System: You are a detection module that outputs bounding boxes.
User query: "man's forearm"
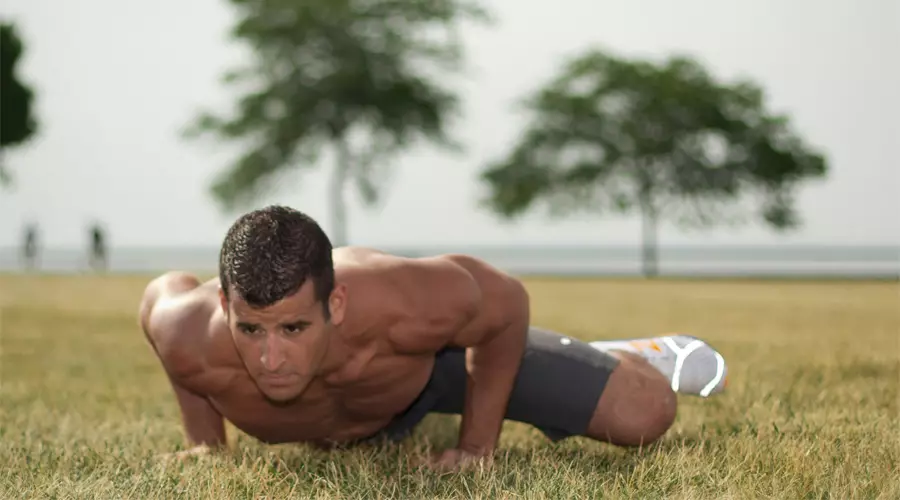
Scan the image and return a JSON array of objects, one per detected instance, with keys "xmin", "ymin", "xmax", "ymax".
[
  {"xmin": 457, "ymin": 316, "xmax": 528, "ymax": 455},
  {"xmin": 181, "ymin": 407, "xmax": 227, "ymax": 449},
  {"xmin": 171, "ymin": 380, "xmax": 227, "ymax": 449}
]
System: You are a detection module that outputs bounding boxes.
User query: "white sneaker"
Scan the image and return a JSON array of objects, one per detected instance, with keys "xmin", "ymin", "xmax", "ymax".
[{"xmin": 589, "ymin": 334, "xmax": 728, "ymax": 397}]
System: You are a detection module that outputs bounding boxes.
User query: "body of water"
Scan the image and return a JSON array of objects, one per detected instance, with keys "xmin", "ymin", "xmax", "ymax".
[{"xmin": 2, "ymin": 245, "xmax": 897, "ymax": 279}]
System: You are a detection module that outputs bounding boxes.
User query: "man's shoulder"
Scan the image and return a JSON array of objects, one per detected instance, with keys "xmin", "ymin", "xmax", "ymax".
[
  {"xmin": 140, "ymin": 274, "xmax": 221, "ymax": 380},
  {"xmin": 335, "ymin": 250, "xmax": 489, "ymax": 353}
]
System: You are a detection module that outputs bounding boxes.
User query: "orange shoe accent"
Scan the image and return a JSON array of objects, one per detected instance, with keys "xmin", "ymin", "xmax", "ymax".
[{"xmin": 628, "ymin": 339, "xmax": 663, "ymax": 352}]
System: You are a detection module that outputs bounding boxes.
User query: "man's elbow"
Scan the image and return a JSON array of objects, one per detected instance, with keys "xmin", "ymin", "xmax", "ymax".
[
  {"xmin": 502, "ymin": 277, "xmax": 530, "ymax": 327},
  {"xmin": 474, "ymin": 277, "xmax": 529, "ymax": 350}
]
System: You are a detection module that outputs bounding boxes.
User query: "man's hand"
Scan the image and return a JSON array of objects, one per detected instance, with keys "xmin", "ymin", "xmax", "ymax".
[
  {"xmin": 160, "ymin": 444, "xmax": 216, "ymax": 463},
  {"xmin": 418, "ymin": 448, "xmax": 493, "ymax": 473}
]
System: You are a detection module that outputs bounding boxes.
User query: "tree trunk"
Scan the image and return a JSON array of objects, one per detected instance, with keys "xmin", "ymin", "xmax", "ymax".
[
  {"xmin": 0, "ymin": 150, "xmax": 11, "ymax": 187},
  {"xmin": 639, "ymin": 191, "xmax": 659, "ymax": 278},
  {"xmin": 330, "ymin": 138, "xmax": 351, "ymax": 247}
]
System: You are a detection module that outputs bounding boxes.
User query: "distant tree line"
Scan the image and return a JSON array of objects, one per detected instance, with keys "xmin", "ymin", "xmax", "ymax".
[
  {"xmin": 187, "ymin": 0, "xmax": 827, "ymax": 276},
  {"xmin": 4, "ymin": 3, "xmax": 829, "ymax": 276}
]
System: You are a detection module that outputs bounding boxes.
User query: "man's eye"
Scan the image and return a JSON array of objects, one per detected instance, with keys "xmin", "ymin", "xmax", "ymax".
[
  {"xmin": 284, "ymin": 325, "xmax": 304, "ymax": 335},
  {"xmin": 240, "ymin": 326, "xmax": 262, "ymax": 336}
]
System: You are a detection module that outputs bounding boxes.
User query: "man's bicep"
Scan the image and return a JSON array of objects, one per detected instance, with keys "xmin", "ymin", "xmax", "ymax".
[
  {"xmin": 440, "ymin": 255, "xmax": 530, "ymax": 348},
  {"xmin": 388, "ymin": 259, "xmax": 483, "ymax": 353}
]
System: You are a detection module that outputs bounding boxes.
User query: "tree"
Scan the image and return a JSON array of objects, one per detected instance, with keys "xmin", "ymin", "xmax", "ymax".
[
  {"xmin": 0, "ymin": 21, "xmax": 39, "ymax": 187},
  {"xmin": 480, "ymin": 49, "xmax": 828, "ymax": 276},
  {"xmin": 185, "ymin": 0, "xmax": 490, "ymax": 246}
]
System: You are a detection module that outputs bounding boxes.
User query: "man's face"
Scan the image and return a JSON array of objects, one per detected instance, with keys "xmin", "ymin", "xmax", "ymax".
[{"xmin": 219, "ymin": 279, "xmax": 345, "ymax": 402}]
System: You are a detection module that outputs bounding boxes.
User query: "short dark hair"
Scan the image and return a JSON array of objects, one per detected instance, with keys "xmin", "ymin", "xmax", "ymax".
[{"xmin": 218, "ymin": 205, "xmax": 334, "ymax": 315}]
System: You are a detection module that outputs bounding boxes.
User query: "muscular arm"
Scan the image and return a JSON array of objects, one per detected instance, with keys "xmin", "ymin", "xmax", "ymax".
[
  {"xmin": 447, "ymin": 256, "xmax": 530, "ymax": 457},
  {"xmin": 391, "ymin": 256, "xmax": 530, "ymax": 457},
  {"xmin": 166, "ymin": 374, "xmax": 227, "ymax": 449},
  {"xmin": 139, "ymin": 273, "xmax": 227, "ymax": 451}
]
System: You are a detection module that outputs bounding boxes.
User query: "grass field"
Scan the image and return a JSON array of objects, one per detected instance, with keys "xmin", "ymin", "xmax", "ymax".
[{"xmin": 2, "ymin": 274, "xmax": 898, "ymax": 499}]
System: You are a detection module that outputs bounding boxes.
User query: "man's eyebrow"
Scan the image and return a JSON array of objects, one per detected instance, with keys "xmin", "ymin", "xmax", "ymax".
[
  {"xmin": 282, "ymin": 319, "xmax": 312, "ymax": 327},
  {"xmin": 236, "ymin": 321, "xmax": 260, "ymax": 329}
]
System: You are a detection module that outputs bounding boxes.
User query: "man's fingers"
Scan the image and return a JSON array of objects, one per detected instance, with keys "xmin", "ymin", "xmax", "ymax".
[
  {"xmin": 159, "ymin": 445, "xmax": 214, "ymax": 463},
  {"xmin": 419, "ymin": 448, "xmax": 492, "ymax": 473}
]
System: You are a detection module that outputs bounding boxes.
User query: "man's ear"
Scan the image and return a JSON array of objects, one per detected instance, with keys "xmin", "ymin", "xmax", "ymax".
[{"xmin": 327, "ymin": 283, "xmax": 347, "ymax": 325}]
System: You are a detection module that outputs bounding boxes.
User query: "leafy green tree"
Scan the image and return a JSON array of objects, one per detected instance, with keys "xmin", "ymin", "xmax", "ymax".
[
  {"xmin": 480, "ymin": 49, "xmax": 828, "ymax": 276},
  {"xmin": 1, "ymin": 21, "xmax": 39, "ymax": 187},
  {"xmin": 186, "ymin": 0, "xmax": 489, "ymax": 245}
]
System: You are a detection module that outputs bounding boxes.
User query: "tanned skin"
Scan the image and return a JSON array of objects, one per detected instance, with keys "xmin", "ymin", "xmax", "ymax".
[{"xmin": 139, "ymin": 247, "xmax": 529, "ymax": 470}]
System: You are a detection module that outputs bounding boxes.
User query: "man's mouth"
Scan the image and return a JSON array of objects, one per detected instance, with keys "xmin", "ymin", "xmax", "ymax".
[{"xmin": 261, "ymin": 374, "xmax": 296, "ymax": 386}]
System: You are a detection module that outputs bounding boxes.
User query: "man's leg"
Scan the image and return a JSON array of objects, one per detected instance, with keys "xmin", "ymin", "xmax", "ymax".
[
  {"xmin": 582, "ymin": 349, "xmax": 678, "ymax": 447},
  {"xmin": 425, "ymin": 327, "xmax": 725, "ymax": 447},
  {"xmin": 508, "ymin": 327, "xmax": 680, "ymax": 447}
]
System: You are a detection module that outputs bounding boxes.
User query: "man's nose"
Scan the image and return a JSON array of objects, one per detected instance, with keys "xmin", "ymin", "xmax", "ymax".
[{"xmin": 261, "ymin": 335, "xmax": 286, "ymax": 372}]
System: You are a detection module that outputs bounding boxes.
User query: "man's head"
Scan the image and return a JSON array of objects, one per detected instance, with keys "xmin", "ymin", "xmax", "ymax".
[{"xmin": 218, "ymin": 205, "xmax": 346, "ymax": 402}]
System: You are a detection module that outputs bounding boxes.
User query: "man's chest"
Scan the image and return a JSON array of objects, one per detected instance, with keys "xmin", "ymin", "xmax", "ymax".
[
  {"xmin": 206, "ymin": 354, "xmax": 435, "ymax": 444},
  {"xmin": 207, "ymin": 383, "xmax": 364, "ymax": 443}
]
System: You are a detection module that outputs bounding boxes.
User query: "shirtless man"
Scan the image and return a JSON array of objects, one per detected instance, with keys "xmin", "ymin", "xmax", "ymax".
[{"xmin": 139, "ymin": 205, "xmax": 727, "ymax": 470}]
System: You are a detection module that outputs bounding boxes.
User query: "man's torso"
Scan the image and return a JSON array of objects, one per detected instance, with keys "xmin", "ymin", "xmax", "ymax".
[{"xmin": 202, "ymin": 343, "xmax": 435, "ymax": 445}]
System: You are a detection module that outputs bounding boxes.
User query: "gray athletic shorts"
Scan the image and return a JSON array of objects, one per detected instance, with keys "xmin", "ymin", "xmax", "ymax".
[{"xmin": 369, "ymin": 327, "xmax": 620, "ymax": 443}]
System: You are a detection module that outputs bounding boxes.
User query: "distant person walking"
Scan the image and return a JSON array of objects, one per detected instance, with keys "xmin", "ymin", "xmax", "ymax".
[
  {"xmin": 21, "ymin": 223, "xmax": 39, "ymax": 271},
  {"xmin": 88, "ymin": 223, "xmax": 107, "ymax": 272}
]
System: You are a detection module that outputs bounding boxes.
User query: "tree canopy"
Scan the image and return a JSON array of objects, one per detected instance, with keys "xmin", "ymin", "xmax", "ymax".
[
  {"xmin": 480, "ymin": 48, "xmax": 828, "ymax": 276},
  {"xmin": 185, "ymin": 0, "xmax": 490, "ymax": 245},
  {"xmin": 1, "ymin": 21, "xmax": 39, "ymax": 187}
]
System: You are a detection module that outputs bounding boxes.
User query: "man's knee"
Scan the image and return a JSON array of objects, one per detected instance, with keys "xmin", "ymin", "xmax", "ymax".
[
  {"xmin": 586, "ymin": 352, "xmax": 677, "ymax": 447},
  {"xmin": 628, "ymin": 382, "xmax": 677, "ymax": 446}
]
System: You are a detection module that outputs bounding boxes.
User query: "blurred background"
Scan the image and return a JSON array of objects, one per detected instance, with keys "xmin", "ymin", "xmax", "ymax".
[{"xmin": 1, "ymin": 0, "xmax": 897, "ymax": 279}]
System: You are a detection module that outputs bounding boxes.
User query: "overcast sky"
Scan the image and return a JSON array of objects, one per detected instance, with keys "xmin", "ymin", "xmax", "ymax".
[{"xmin": 1, "ymin": 0, "xmax": 897, "ymax": 249}]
